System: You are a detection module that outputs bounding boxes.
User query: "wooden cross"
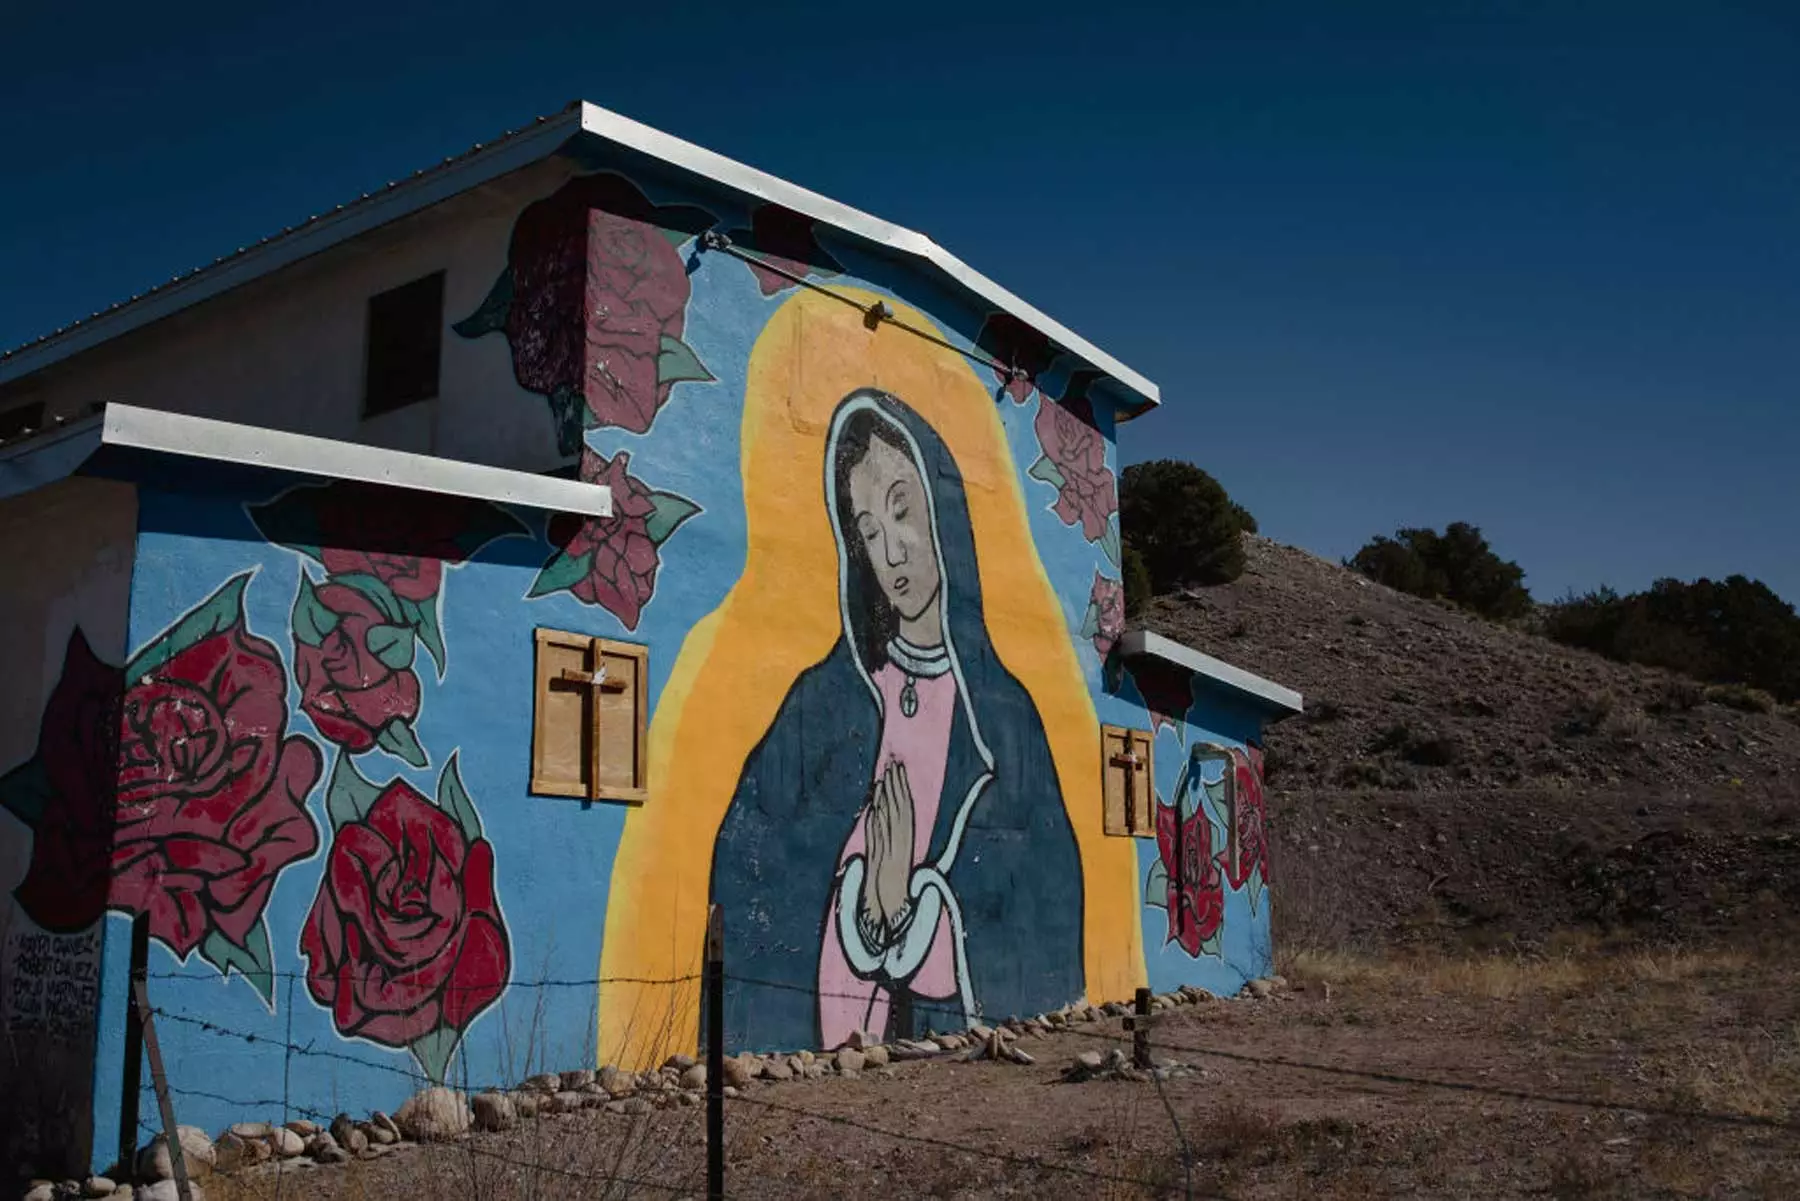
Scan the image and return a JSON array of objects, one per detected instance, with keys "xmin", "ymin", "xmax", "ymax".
[
  {"xmin": 559, "ymin": 665, "xmax": 629, "ymax": 794},
  {"xmin": 1111, "ymin": 746, "xmax": 1144, "ymax": 833}
]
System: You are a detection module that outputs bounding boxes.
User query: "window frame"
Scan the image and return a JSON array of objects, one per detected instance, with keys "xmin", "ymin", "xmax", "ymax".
[
  {"xmin": 361, "ymin": 270, "xmax": 446, "ymax": 419},
  {"xmin": 530, "ymin": 628, "xmax": 650, "ymax": 805}
]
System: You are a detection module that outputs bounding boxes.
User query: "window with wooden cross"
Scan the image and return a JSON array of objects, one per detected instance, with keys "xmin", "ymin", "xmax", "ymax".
[
  {"xmin": 1101, "ymin": 724, "xmax": 1154, "ymax": 837},
  {"xmin": 531, "ymin": 629, "xmax": 649, "ymax": 803}
]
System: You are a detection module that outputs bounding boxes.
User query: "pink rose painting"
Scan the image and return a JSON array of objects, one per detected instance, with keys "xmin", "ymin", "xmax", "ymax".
[
  {"xmin": 535, "ymin": 448, "xmax": 701, "ymax": 630},
  {"xmin": 1221, "ymin": 746, "xmax": 1269, "ymax": 914},
  {"xmin": 1079, "ymin": 572, "xmax": 1126, "ymax": 660},
  {"xmin": 1029, "ymin": 391, "xmax": 1120, "ymax": 564},
  {"xmin": 300, "ymin": 754, "xmax": 509, "ymax": 1083},
  {"xmin": 726, "ymin": 204, "xmax": 842, "ymax": 295},
  {"xmin": 452, "ymin": 173, "xmax": 717, "ymax": 454}
]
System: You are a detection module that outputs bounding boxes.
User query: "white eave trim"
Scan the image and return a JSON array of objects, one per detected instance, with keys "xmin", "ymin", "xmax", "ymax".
[
  {"xmin": 1118, "ymin": 628, "xmax": 1303, "ymax": 717},
  {"xmin": 577, "ymin": 103, "xmax": 1160, "ymax": 411},
  {"xmin": 2, "ymin": 404, "xmax": 612, "ymax": 517}
]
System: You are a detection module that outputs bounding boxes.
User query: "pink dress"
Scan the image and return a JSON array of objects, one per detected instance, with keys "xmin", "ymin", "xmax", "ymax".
[{"xmin": 817, "ymin": 662, "xmax": 960, "ymax": 1048}]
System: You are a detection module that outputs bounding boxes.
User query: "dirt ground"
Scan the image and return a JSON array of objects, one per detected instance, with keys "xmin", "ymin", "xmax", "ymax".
[{"xmin": 203, "ymin": 941, "xmax": 1800, "ymax": 1201}]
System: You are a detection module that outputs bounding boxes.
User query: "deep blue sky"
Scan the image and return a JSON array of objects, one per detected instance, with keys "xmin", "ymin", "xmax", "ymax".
[{"xmin": 4, "ymin": 2, "xmax": 1795, "ymax": 604}]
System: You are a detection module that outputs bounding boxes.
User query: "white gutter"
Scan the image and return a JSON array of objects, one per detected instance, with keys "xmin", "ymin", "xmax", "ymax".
[
  {"xmin": 1118, "ymin": 628, "xmax": 1304, "ymax": 717},
  {"xmin": 0, "ymin": 404, "xmax": 612, "ymax": 518}
]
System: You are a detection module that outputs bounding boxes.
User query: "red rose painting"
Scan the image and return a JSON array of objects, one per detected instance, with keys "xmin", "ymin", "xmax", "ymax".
[
  {"xmin": 301, "ymin": 755, "xmax": 509, "ymax": 1082},
  {"xmin": 110, "ymin": 583, "xmax": 322, "ymax": 969},
  {"xmin": 293, "ymin": 579, "xmax": 426, "ymax": 765},
  {"xmin": 1152, "ymin": 790, "xmax": 1225, "ymax": 959},
  {"xmin": 3, "ymin": 628, "xmax": 123, "ymax": 933},
  {"xmin": 1222, "ymin": 747, "xmax": 1269, "ymax": 912},
  {"xmin": 1081, "ymin": 572, "xmax": 1126, "ymax": 660},
  {"xmin": 1029, "ymin": 392, "xmax": 1119, "ymax": 556},
  {"xmin": 535, "ymin": 448, "xmax": 700, "ymax": 630},
  {"xmin": 451, "ymin": 174, "xmax": 716, "ymax": 453},
  {"xmin": 249, "ymin": 479, "xmax": 529, "ymax": 680}
]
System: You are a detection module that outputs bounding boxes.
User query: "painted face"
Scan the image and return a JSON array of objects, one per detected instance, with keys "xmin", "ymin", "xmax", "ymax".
[{"xmin": 847, "ymin": 434, "xmax": 942, "ymax": 626}]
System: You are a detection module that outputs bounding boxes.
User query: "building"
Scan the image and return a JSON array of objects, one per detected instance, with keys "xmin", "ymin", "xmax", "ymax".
[{"xmin": 0, "ymin": 101, "xmax": 1300, "ymax": 1176}]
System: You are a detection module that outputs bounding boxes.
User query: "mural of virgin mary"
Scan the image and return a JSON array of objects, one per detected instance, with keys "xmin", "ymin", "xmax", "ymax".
[{"xmin": 710, "ymin": 389, "xmax": 1084, "ymax": 1051}]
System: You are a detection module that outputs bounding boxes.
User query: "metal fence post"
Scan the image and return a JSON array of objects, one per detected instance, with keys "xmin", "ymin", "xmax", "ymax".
[
  {"xmin": 705, "ymin": 903, "xmax": 725, "ymax": 1201},
  {"xmin": 117, "ymin": 914, "xmax": 148, "ymax": 1174},
  {"xmin": 131, "ymin": 977, "xmax": 192, "ymax": 1201}
]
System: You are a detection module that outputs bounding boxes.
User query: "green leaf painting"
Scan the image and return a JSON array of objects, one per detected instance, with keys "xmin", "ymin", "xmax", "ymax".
[
  {"xmin": 365, "ymin": 624, "xmax": 417, "ymax": 671},
  {"xmin": 292, "ymin": 572, "xmax": 340, "ymax": 648},
  {"xmin": 528, "ymin": 548, "xmax": 596, "ymax": 599},
  {"xmin": 644, "ymin": 492, "xmax": 701, "ymax": 546},
  {"xmin": 125, "ymin": 572, "xmax": 252, "ymax": 687},
  {"xmin": 1027, "ymin": 456, "xmax": 1066, "ymax": 491},
  {"xmin": 410, "ymin": 1024, "xmax": 463, "ymax": 1086},
  {"xmin": 331, "ymin": 572, "xmax": 406, "ymax": 626},
  {"xmin": 325, "ymin": 751, "xmax": 384, "ymax": 831},
  {"xmin": 436, "ymin": 752, "xmax": 483, "ymax": 844},
  {"xmin": 376, "ymin": 718, "xmax": 429, "ymax": 769},
  {"xmin": 399, "ymin": 595, "xmax": 447, "ymax": 678},
  {"xmin": 656, "ymin": 334, "xmax": 714, "ymax": 386},
  {"xmin": 197, "ymin": 920, "xmax": 277, "ymax": 1009}
]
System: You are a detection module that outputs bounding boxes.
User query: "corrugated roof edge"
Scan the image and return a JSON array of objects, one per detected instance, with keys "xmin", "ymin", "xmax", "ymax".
[{"xmin": 0, "ymin": 101, "xmax": 1159, "ymax": 415}]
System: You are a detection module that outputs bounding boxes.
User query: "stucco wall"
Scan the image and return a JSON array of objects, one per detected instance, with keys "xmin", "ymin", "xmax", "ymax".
[
  {"xmin": 0, "ymin": 163, "xmax": 1273, "ymax": 1173},
  {"xmin": 0, "ymin": 476, "xmax": 136, "ymax": 1176}
]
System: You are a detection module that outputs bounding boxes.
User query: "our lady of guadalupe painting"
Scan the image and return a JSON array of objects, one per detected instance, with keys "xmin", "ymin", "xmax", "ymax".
[{"xmin": 710, "ymin": 390, "xmax": 1085, "ymax": 1050}]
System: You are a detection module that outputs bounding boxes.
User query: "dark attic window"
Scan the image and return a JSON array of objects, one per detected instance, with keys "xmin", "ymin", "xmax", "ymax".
[{"xmin": 362, "ymin": 271, "xmax": 445, "ymax": 417}]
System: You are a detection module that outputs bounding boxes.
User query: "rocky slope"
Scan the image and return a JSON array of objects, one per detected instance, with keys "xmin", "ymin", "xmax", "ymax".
[{"xmin": 1142, "ymin": 537, "xmax": 1800, "ymax": 950}]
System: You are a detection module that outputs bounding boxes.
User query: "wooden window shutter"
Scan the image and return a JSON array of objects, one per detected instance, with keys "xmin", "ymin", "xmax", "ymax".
[
  {"xmin": 531, "ymin": 629, "xmax": 649, "ymax": 804},
  {"xmin": 1101, "ymin": 724, "xmax": 1155, "ymax": 837}
]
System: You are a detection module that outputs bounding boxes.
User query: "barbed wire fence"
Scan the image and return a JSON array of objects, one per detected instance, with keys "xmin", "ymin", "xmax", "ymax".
[{"xmin": 41, "ymin": 919, "xmax": 1800, "ymax": 1201}]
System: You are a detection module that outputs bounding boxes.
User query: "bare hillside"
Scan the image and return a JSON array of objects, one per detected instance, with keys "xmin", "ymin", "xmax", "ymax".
[{"xmin": 1143, "ymin": 537, "xmax": 1800, "ymax": 950}]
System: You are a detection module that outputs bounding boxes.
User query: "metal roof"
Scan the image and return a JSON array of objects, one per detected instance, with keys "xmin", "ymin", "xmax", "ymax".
[{"xmin": 0, "ymin": 101, "xmax": 1160, "ymax": 412}]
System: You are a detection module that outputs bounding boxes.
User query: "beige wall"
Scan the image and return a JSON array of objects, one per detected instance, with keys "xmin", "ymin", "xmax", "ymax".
[
  {"xmin": 0, "ymin": 476, "xmax": 136, "ymax": 1177},
  {"xmin": 1, "ymin": 157, "xmax": 582, "ymax": 476}
]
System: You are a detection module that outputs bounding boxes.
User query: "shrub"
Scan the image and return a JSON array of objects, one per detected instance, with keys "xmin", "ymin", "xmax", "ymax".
[
  {"xmin": 1346, "ymin": 522, "xmax": 1530, "ymax": 620},
  {"xmin": 1547, "ymin": 576, "xmax": 1800, "ymax": 704},
  {"xmin": 1119, "ymin": 460, "xmax": 1254, "ymax": 593},
  {"xmin": 1120, "ymin": 543, "xmax": 1152, "ymax": 619},
  {"xmin": 1704, "ymin": 683, "xmax": 1777, "ymax": 714}
]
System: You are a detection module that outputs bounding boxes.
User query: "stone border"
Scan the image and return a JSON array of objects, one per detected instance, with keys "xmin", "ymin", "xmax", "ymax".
[{"xmin": 18, "ymin": 977, "xmax": 1289, "ymax": 1200}]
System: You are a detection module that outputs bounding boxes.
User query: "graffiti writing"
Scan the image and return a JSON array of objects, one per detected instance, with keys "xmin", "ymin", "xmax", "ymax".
[{"xmin": 4, "ymin": 928, "xmax": 100, "ymax": 1043}]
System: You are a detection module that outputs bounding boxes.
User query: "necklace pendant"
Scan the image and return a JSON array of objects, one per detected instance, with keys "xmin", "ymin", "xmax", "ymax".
[{"xmin": 900, "ymin": 676, "xmax": 919, "ymax": 718}]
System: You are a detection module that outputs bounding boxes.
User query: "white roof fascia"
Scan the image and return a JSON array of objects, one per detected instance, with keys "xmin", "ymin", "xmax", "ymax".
[
  {"xmin": 0, "ymin": 108, "xmax": 587, "ymax": 388},
  {"xmin": 1, "ymin": 404, "xmax": 612, "ymax": 517},
  {"xmin": 577, "ymin": 103, "xmax": 1161, "ymax": 411},
  {"xmin": 1118, "ymin": 628, "xmax": 1304, "ymax": 717}
]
